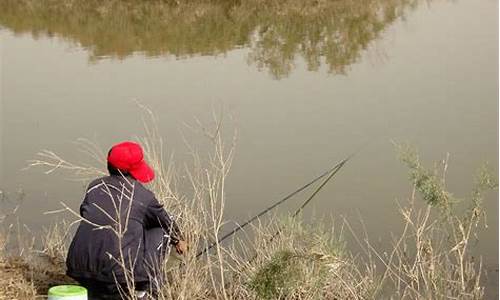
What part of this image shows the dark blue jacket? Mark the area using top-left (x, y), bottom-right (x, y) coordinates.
top-left (66, 175), bottom-right (182, 283)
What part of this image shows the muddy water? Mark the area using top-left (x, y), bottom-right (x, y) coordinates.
top-left (0, 0), bottom-right (498, 296)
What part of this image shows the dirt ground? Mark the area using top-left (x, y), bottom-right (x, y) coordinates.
top-left (0, 254), bottom-right (74, 300)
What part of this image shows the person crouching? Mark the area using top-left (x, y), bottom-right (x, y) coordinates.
top-left (66, 141), bottom-right (187, 299)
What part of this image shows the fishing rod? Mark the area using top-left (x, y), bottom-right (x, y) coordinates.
top-left (267, 157), bottom-right (349, 244)
top-left (196, 153), bottom-right (353, 258)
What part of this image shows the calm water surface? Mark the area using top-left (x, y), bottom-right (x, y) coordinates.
top-left (0, 0), bottom-right (498, 295)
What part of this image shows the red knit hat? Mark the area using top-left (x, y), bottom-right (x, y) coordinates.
top-left (107, 141), bottom-right (155, 183)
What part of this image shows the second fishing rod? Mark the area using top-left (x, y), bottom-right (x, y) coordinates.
top-left (196, 153), bottom-right (354, 258)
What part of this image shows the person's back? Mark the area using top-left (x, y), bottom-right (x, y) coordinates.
top-left (66, 142), bottom-right (187, 299)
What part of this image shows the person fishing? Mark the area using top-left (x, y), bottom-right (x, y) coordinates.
top-left (66, 141), bottom-right (188, 299)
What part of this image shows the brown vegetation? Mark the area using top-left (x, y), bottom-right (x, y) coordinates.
top-left (0, 113), bottom-right (496, 299)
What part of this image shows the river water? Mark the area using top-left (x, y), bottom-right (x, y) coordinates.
top-left (0, 0), bottom-right (498, 296)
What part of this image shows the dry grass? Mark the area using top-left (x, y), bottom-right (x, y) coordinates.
top-left (0, 223), bottom-right (76, 299)
top-left (0, 256), bottom-right (38, 300)
top-left (0, 232), bottom-right (37, 300)
top-left (0, 112), bottom-right (496, 299)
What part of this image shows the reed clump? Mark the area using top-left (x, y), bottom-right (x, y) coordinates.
top-left (0, 115), bottom-right (496, 299)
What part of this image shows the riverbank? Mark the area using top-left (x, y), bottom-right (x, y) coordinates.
top-left (0, 122), bottom-right (496, 299)
top-left (0, 253), bottom-right (74, 299)
top-left (0, 250), bottom-right (37, 299)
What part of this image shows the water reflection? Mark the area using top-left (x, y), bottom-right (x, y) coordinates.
top-left (0, 0), bottom-right (419, 78)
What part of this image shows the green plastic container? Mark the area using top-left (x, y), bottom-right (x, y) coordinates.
top-left (48, 285), bottom-right (88, 300)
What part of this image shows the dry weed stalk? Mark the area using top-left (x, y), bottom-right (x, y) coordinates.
top-left (26, 138), bottom-right (106, 181)
top-left (32, 109), bottom-right (239, 300)
top-left (356, 144), bottom-right (497, 300)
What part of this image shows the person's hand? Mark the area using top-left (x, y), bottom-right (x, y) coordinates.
top-left (175, 240), bottom-right (188, 255)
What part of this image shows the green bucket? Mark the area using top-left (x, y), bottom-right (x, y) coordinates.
top-left (48, 285), bottom-right (88, 300)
